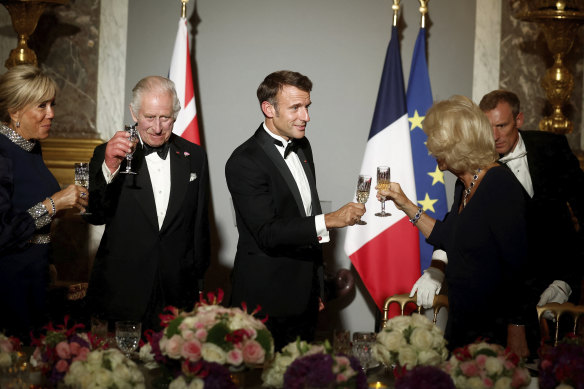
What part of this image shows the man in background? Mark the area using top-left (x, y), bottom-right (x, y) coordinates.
top-left (411, 89), bottom-right (584, 357)
top-left (85, 76), bottom-right (210, 330)
top-left (225, 70), bottom-right (364, 350)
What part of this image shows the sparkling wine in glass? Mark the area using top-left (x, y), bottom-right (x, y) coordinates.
top-left (375, 166), bottom-right (391, 217)
top-left (120, 125), bottom-right (138, 175)
top-left (352, 332), bottom-right (377, 371)
top-left (355, 175), bottom-right (372, 225)
top-left (115, 321), bottom-right (141, 359)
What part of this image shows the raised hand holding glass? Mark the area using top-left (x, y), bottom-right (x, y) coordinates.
top-left (120, 125), bottom-right (138, 175)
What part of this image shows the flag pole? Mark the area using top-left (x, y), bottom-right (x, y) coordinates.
top-left (392, 0), bottom-right (401, 27)
top-left (180, 0), bottom-right (188, 19)
top-left (418, 0), bottom-right (429, 28)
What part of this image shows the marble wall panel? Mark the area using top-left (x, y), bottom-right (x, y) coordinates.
top-left (501, 0), bottom-right (583, 150)
top-left (29, 0), bottom-right (101, 139)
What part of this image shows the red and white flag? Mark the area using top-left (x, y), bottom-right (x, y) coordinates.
top-left (169, 17), bottom-right (200, 145)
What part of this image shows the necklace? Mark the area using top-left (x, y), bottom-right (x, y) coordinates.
top-left (463, 168), bottom-right (481, 208)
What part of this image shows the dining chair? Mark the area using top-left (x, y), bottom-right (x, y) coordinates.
top-left (536, 301), bottom-right (584, 346)
top-left (381, 293), bottom-right (449, 328)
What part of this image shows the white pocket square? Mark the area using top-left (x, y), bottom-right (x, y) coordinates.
top-left (189, 173), bottom-right (197, 182)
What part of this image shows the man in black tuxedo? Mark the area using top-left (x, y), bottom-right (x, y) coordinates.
top-left (85, 76), bottom-right (210, 331)
top-left (225, 70), bottom-right (365, 350)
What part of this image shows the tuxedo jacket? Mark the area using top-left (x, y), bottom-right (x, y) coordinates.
top-left (520, 130), bottom-right (584, 301)
top-left (85, 134), bottom-right (210, 325)
top-left (225, 125), bottom-right (324, 317)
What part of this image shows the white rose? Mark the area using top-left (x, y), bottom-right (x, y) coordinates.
top-left (410, 328), bottom-right (434, 350)
top-left (494, 377), bottom-right (512, 389)
top-left (87, 349), bottom-right (103, 365)
top-left (453, 375), bottom-right (467, 388)
top-left (0, 353), bottom-right (12, 368)
top-left (417, 349), bottom-right (442, 366)
top-left (397, 346), bottom-right (418, 369)
top-left (188, 378), bottom-right (204, 389)
top-left (410, 313), bottom-right (433, 330)
top-left (485, 356), bottom-right (503, 376)
top-left (169, 376), bottom-right (188, 389)
top-left (378, 330), bottom-right (407, 351)
top-left (94, 367), bottom-right (114, 387)
top-left (386, 316), bottom-right (411, 332)
top-left (372, 343), bottom-right (392, 365)
top-left (467, 376), bottom-right (484, 389)
top-left (201, 343), bottom-right (227, 364)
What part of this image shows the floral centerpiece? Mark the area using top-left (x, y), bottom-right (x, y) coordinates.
top-left (261, 339), bottom-right (367, 389)
top-left (538, 336), bottom-right (584, 389)
top-left (0, 332), bottom-right (22, 369)
top-left (168, 360), bottom-right (237, 389)
top-left (372, 313), bottom-right (448, 372)
top-left (444, 340), bottom-right (531, 389)
top-left (141, 290), bottom-right (274, 386)
top-left (30, 316), bottom-right (98, 386)
top-left (64, 348), bottom-right (145, 388)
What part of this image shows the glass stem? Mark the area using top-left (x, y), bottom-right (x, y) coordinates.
top-left (381, 200), bottom-right (386, 214)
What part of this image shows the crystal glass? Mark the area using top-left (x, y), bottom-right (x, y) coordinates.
top-left (352, 332), bottom-right (378, 371)
top-left (115, 321), bottom-right (141, 359)
top-left (120, 125), bottom-right (138, 175)
top-left (355, 175), bottom-right (372, 225)
top-left (74, 162), bottom-right (91, 215)
top-left (375, 166), bottom-right (391, 217)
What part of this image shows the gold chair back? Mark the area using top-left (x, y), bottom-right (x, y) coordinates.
top-left (381, 293), bottom-right (449, 328)
top-left (537, 302), bottom-right (584, 346)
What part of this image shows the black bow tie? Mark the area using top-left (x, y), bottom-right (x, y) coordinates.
top-left (143, 142), bottom-right (170, 160)
top-left (274, 139), bottom-right (297, 158)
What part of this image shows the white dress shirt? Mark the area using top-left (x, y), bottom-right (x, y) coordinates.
top-left (263, 123), bottom-right (329, 243)
top-left (499, 133), bottom-right (534, 198)
top-left (102, 137), bottom-right (171, 229)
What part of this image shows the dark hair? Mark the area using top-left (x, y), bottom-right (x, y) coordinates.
top-left (256, 70), bottom-right (312, 112)
top-left (478, 89), bottom-right (521, 117)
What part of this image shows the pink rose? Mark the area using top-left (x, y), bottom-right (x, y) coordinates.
top-left (460, 361), bottom-right (479, 377)
top-left (181, 339), bottom-right (202, 361)
top-left (241, 340), bottom-right (265, 364)
top-left (227, 349), bottom-right (243, 365)
top-left (483, 377), bottom-right (493, 387)
top-left (0, 339), bottom-right (13, 353)
top-left (511, 367), bottom-right (530, 388)
top-left (476, 354), bottom-right (487, 367)
top-left (69, 341), bottom-right (81, 355)
top-left (73, 347), bottom-right (90, 362)
top-left (165, 334), bottom-right (184, 359)
top-left (195, 329), bottom-right (207, 340)
top-left (55, 359), bottom-right (69, 373)
top-left (336, 374), bottom-right (349, 383)
top-left (55, 341), bottom-right (71, 359)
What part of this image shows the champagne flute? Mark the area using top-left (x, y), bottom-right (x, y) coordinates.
top-left (74, 162), bottom-right (91, 215)
top-left (355, 175), bottom-right (372, 225)
top-left (375, 166), bottom-right (391, 217)
top-left (115, 321), bottom-right (141, 359)
top-left (120, 125), bottom-right (138, 175)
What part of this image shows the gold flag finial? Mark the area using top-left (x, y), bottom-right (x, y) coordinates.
top-left (392, 0), bottom-right (401, 27)
top-left (181, 0), bottom-right (189, 19)
top-left (418, 0), bottom-right (429, 28)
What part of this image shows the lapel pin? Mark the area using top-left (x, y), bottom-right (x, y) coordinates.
top-left (184, 151), bottom-right (190, 157)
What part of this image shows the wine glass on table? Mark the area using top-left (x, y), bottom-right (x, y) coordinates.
top-left (74, 162), bottom-right (91, 215)
top-left (115, 321), bottom-right (141, 359)
top-left (355, 175), bottom-right (372, 225)
top-left (375, 166), bottom-right (391, 217)
top-left (120, 125), bottom-right (138, 175)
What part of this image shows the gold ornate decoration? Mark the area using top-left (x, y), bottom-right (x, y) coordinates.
top-left (418, 0), bottom-right (429, 28)
top-left (40, 137), bottom-right (103, 186)
top-left (513, 0), bottom-right (584, 134)
top-left (0, 0), bottom-right (68, 68)
top-left (392, 0), bottom-right (401, 27)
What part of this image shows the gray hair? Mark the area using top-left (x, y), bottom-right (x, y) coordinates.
top-left (129, 76), bottom-right (181, 119)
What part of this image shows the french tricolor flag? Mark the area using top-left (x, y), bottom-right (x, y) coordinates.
top-left (169, 17), bottom-right (200, 145)
top-left (344, 25), bottom-right (420, 313)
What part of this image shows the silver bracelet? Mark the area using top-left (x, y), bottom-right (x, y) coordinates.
top-left (409, 206), bottom-right (424, 225)
top-left (46, 197), bottom-right (56, 216)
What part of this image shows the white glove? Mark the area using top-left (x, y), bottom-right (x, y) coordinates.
top-left (409, 267), bottom-right (444, 309)
top-left (538, 280), bottom-right (572, 321)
